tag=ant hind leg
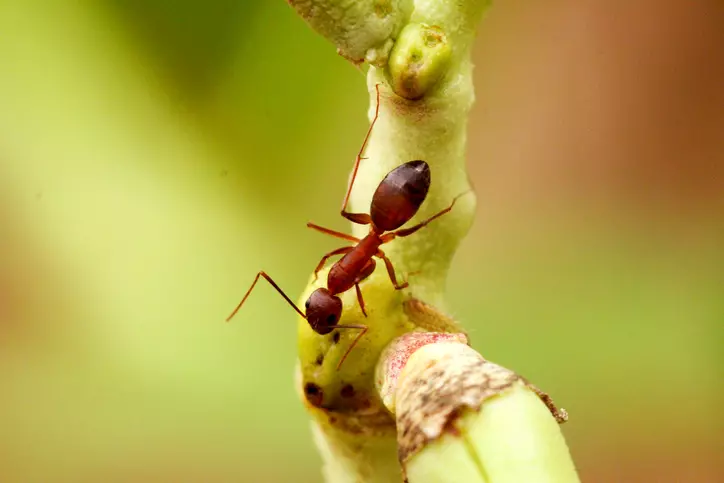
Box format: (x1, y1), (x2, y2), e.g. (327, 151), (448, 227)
(385, 191), (471, 240)
(340, 84), (382, 223)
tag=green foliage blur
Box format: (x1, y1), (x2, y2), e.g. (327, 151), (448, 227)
(0, 0), (721, 481)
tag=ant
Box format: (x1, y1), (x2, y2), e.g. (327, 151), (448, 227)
(226, 84), (465, 369)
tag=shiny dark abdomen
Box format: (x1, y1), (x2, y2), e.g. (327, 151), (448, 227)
(370, 161), (430, 231)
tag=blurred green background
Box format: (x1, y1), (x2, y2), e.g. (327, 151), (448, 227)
(0, 0), (722, 481)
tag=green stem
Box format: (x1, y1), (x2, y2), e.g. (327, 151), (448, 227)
(349, 0), (493, 304)
(287, 1), (577, 482)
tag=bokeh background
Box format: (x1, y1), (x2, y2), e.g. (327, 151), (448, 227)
(1, 0), (722, 481)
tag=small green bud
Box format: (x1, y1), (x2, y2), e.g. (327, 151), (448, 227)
(388, 23), (452, 100)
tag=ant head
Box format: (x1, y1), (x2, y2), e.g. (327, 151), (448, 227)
(304, 288), (342, 335)
(371, 160), (431, 231)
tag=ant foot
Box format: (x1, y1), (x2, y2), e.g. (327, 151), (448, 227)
(395, 271), (420, 290)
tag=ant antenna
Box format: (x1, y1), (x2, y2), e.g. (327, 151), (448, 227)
(333, 324), (368, 370)
(226, 271), (306, 322)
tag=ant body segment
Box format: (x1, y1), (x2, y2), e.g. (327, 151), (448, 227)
(226, 85), (465, 369)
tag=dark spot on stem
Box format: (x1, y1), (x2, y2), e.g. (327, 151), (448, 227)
(332, 331), (341, 344)
(315, 353), (324, 365)
(304, 382), (324, 407)
(340, 384), (355, 398)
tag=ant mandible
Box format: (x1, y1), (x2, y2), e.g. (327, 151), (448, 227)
(226, 84), (465, 369)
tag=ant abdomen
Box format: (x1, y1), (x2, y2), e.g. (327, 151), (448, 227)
(370, 160), (431, 231)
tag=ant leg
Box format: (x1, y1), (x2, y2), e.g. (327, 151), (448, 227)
(375, 250), (409, 290)
(382, 191), (470, 241)
(349, 259), (376, 315)
(226, 271), (305, 322)
(332, 324), (369, 370)
(354, 283), (368, 317)
(314, 246), (354, 281)
(307, 222), (360, 243)
(340, 84), (382, 224)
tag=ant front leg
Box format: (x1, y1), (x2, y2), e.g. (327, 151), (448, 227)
(340, 84), (382, 225)
(313, 246), (354, 281)
(375, 250), (409, 290)
(332, 324), (369, 370)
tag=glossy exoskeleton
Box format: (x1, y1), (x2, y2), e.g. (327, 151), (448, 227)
(227, 85), (464, 368)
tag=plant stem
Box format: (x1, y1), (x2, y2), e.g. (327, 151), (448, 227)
(287, 1), (579, 482)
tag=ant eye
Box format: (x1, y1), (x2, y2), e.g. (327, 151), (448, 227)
(305, 299), (311, 309)
(326, 314), (337, 325)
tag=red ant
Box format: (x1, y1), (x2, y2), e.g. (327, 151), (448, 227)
(226, 85), (465, 369)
